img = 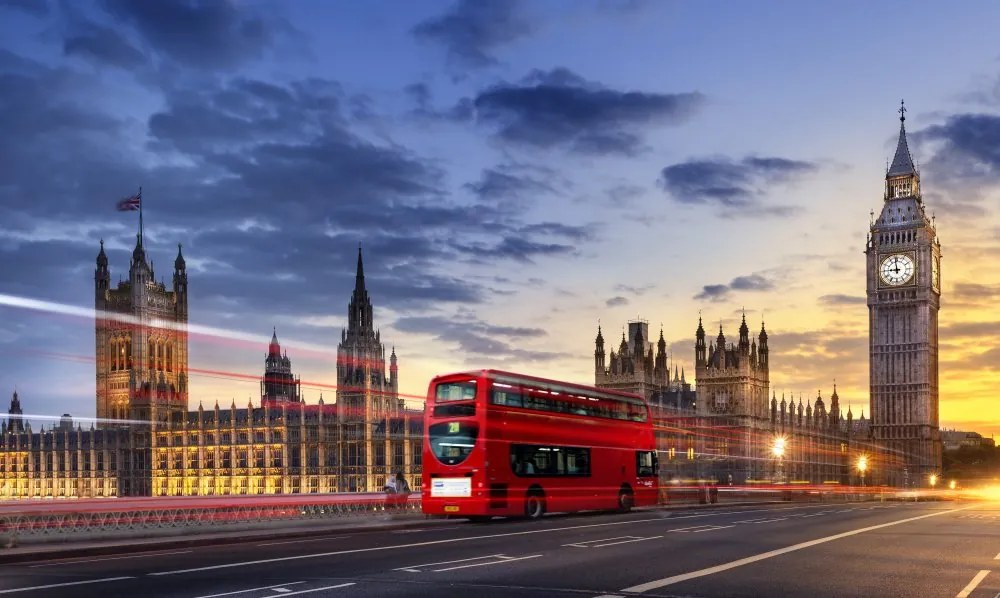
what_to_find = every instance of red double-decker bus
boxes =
[421,370,658,520]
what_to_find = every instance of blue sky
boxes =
[0,0,998,436]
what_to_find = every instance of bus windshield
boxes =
[428,421,477,465]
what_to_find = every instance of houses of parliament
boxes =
[0,234,423,498]
[0,107,942,498]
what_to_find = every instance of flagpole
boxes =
[138,186,143,245]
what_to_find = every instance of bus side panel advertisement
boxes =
[431,477,472,497]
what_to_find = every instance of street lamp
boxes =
[949,480,957,491]
[929,474,938,489]
[857,455,868,489]
[771,436,787,484]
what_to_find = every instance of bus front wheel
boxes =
[525,491,546,519]
[618,486,634,513]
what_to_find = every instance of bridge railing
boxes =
[0,493,422,547]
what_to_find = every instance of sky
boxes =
[0,0,998,437]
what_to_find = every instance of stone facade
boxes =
[95,236,189,427]
[866,104,943,486]
[595,315,883,487]
[0,243,422,499]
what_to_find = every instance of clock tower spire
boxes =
[865,102,942,487]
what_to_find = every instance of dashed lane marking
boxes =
[668,524,733,533]
[146,503,879,577]
[563,536,662,548]
[694,525,734,533]
[192,581,307,598]
[432,554,542,572]
[394,554,504,572]
[956,570,990,598]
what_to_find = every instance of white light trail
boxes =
[0,292,332,355]
[16,414,149,426]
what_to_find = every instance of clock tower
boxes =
[865,102,942,486]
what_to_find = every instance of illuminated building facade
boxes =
[1,397,131,499]
[595,316,885,487]
[95,235,189,426]
[595,320,697,481]
[0,245,423,499]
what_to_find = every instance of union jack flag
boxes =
[116,193,141,211]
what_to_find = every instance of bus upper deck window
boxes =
[436,381,476,402]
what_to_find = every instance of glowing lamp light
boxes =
[772,436,787,458]
[949,480,957,490]
[929,474,938,488]
[857,455,868,474]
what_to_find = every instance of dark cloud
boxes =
[1,0,48,16]
[920,113,1000,185]
[658,155,816,214]
[63,23,146,69]
[819,294,866,306]
[98,0,285,70]
[605,296,628,307]
[393,314,560,364]
[464,165,557,203]
[694,273,775,302]
[694,284,730,302]
[0,48,597,360]
[729,274,774,291]
[412,0,532,69]
[469,68,703,155]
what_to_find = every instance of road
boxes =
[1,500,997,597]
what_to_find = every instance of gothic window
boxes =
[166,345,173,372]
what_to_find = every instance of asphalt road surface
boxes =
[1,500,998,597]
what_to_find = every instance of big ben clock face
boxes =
[879,254,915,286]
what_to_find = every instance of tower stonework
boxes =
[866,103,942,486]
[261,329,302,404]
[95,236,188,427]
[335,248,404,492]
[695,315,771,484]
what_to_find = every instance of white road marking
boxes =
[394,554,503,571]
[193,581,307,598]
[0,576,134,595]
[995,552,1000,560]
[432,554,542,572]
[147,503,854,577]
[563,536,643,547]
[265,584,355,597]
[956,570,990,598]
[29,550,192,568]
[621,505,973,593]
[694,525,734,533]
[594,595,624,598]
[146,516,675,576]
[257,536,350,547]
[669,524,728,533]
[589,536,663,547]
[273,590,291,594]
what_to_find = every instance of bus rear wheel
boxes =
[525,491,546,519]
[618,487,634,513]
